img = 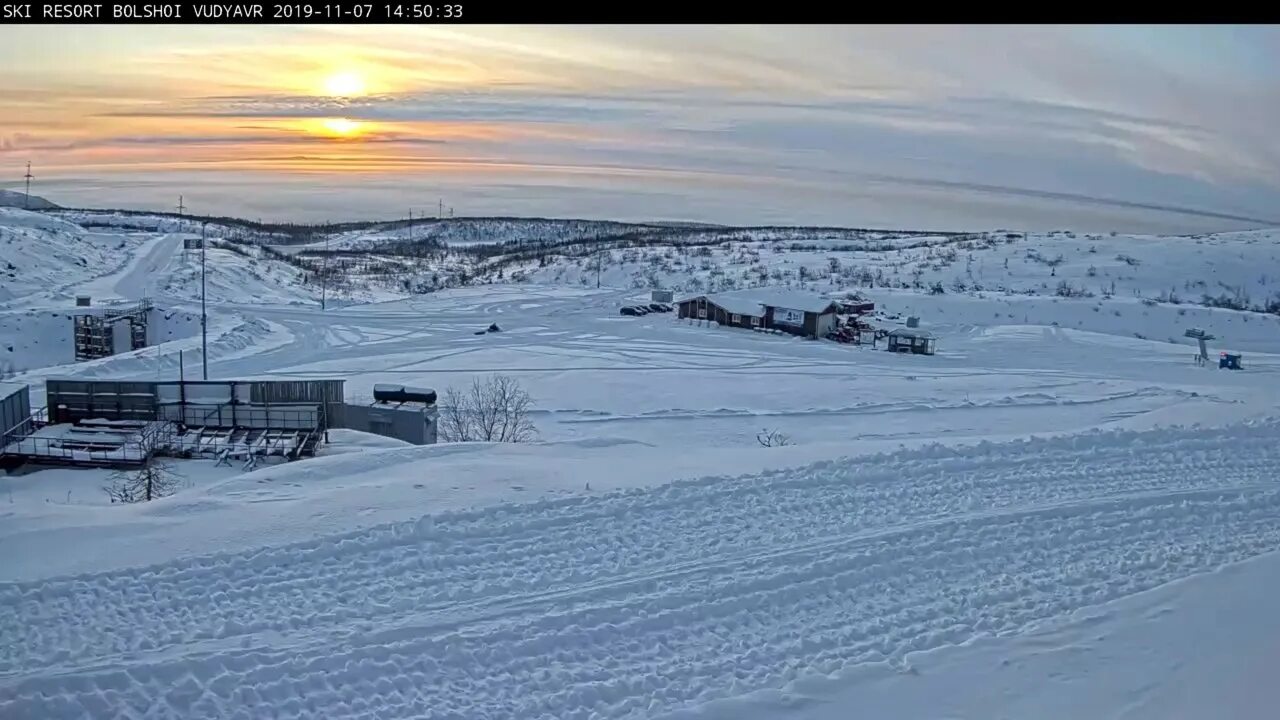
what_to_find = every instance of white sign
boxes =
[773,307,804,327]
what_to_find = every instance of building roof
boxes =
[0,383,28,400]
[678,288,839,316]
[888,328,936,339]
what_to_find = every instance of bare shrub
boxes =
[103,459,184,504]
[439,374,537,443]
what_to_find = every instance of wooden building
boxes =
[676,289,840,339]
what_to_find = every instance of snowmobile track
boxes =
[3,421,1280,719]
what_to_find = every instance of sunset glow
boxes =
[317,118,364,138]
[322,71,366,97]
[0,25,1275,230]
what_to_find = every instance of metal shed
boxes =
[887,328,937,355]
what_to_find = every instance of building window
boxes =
[751,316,760,326]
[731,314,741,324]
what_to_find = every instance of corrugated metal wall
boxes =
[47,380,159,424]
[342,403,437,445]
[0,384,32,443]
[46,378,345,430]
[251,379,346,428]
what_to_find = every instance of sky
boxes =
[1,25,1277,232]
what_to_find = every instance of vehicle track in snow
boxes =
[3,421,1279,719]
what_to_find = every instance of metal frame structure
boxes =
[73,300,153,361]
[2,415,169,469]
[10,378,347,468]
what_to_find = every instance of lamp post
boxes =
[201,221,208,380]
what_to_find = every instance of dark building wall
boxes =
[679,296,836,337]
[0,384,32,441]
[343,404,438,445]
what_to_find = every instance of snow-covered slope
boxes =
[0,189,58,210]
[492,228,1280,310]
[0,209,149,304]
[4,421,1280,719]
[4,207,1280,719]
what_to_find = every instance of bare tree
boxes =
[439,374,537,443]
[757,428,792,447]
[103,458,184,504]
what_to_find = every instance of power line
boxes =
[23,162,33,209]
[200,221,208,380]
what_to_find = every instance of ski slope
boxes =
[3,209,1280,718]
[3,422,1280,719]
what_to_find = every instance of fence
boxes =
[46,378,345,431]
[158,402,320,431]
[1,418,169,468]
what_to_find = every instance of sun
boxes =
[323,71,366,97]
[318,118,363,137]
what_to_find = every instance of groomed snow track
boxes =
[4,422,1280,719]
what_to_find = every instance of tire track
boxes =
[3,422,1279,719]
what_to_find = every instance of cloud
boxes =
[2,25,1277,231]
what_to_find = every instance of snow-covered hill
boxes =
[0,190,58,210]
[0,208,150,304]
[4,205,1280,719]
[485,227,1280,307]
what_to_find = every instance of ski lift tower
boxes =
[1184,328,1215,364]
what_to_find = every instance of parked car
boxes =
[620,307,639,316]
[632,306,650,315]
[648,303,669,313]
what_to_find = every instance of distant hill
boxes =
[0,189,59,210]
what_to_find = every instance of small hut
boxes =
[887,328,937,355]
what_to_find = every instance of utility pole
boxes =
[176,195,186,215]
[438,198,443,219]
[449,207,454,218]
[23,162,33,209]
[200,221,208,380]
[596,246,602,289]
[408,209,414,244]
[321,230,330,311]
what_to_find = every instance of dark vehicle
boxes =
[648,303,669,313]
[620,307,639,316]
[631,306,650,315]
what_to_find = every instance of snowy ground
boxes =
[2,209,1279,719]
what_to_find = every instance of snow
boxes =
[4,422,1280,718]
[0,189,58,210]
[2,208,1280,718]
[687,550,1280,720]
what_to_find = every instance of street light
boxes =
[201,221,208,380]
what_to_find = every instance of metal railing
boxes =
[1,422,166,467]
